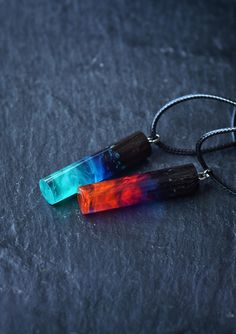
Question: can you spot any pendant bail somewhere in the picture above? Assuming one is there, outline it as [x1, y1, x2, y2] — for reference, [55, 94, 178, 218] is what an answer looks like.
[198, 169, 211, 181]
[147, 134, 160, 144]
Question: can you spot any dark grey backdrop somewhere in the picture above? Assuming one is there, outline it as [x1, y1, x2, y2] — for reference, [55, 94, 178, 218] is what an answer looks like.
[1, 0, 236, 333]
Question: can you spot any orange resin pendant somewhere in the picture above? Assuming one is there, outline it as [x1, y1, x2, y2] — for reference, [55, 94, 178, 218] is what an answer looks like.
[78, 164, 199, 214]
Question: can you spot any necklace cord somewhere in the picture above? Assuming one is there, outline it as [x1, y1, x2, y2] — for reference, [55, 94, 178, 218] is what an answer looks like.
[150, 94, 236, 155]
[196, 127, 236, 195]
[232, 106, 236, 141]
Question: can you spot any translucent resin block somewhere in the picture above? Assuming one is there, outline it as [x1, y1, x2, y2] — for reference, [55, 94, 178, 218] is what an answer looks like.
[39, 132, 151, 205]
[78, 164, 199, 214]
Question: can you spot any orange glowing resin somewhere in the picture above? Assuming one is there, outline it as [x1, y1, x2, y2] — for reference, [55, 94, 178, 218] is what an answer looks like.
[78, 164, 199, 214]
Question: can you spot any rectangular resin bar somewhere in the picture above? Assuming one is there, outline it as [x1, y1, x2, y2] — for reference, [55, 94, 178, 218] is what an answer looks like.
[78, 164, 199, 214]
[39, 132, 151, 205]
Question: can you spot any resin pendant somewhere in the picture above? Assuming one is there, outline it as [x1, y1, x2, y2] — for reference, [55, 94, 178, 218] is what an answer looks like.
[39, 132, 151, 205]
[78, 164, 199, 214]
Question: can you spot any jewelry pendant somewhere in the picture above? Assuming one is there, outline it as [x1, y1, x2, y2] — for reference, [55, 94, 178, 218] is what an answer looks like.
[39, 94, 236, 206]
[78, 164, 199, 214]
[78, 124, 236, 215]
[39, 132, 151, 204]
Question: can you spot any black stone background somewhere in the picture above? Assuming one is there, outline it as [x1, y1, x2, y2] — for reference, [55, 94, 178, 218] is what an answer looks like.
[1, 0, 236, 333]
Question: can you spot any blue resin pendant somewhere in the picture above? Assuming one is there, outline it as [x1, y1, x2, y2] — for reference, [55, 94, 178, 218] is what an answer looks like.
[39, 132, 151, 205]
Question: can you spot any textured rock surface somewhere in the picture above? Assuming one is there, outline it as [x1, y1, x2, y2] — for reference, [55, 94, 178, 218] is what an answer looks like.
[0, 0, 236, 333]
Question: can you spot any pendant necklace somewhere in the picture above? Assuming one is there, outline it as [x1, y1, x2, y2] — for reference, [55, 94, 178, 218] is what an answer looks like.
[39, 94, 236, 206]
[78, 126, 236, 214]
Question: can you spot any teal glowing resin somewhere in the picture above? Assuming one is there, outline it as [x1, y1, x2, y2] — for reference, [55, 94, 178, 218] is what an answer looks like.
[39, 149, 123, 205]
[39, 132, 152, 205]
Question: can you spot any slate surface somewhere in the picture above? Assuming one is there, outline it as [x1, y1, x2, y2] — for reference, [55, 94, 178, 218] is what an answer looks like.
[1, 0, 236, 333]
